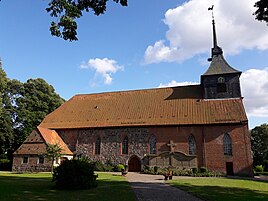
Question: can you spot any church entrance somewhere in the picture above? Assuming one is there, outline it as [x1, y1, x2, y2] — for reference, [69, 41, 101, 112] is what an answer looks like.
[226, 162, 234, 175]
[128, 155, 141, 172]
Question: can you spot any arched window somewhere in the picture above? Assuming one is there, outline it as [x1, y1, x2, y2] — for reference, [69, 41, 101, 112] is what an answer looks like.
[188, 135, 196, 155]
[217, 77, 227, 93]
[95, 137, 101, 155]
[149, 135, 157, 154]
[122, 136, 128, 154]
[224, 133, 232, 155]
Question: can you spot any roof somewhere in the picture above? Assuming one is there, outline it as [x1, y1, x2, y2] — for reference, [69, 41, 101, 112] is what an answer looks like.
[39, 85, 247, 129]
[14, 127, 73, 155]
[37, 127, 73, 155]
[203, 54, 241, 76]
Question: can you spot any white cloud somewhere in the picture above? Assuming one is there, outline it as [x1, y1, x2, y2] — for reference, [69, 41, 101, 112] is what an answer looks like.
[158, 80, 199, 88]
[81, 58, 123, 85]
[241, 68, 268, 117]
[144, 0, 268, 64]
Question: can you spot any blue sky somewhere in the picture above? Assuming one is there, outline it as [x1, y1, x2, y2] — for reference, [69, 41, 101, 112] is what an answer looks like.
[0, 0, 267, 129]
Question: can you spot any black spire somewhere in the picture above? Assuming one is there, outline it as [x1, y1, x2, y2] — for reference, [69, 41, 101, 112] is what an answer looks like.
[208, 6, 223, 61]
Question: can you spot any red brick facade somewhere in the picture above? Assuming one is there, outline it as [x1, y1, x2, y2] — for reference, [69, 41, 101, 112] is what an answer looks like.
[55, 123, 253, 176]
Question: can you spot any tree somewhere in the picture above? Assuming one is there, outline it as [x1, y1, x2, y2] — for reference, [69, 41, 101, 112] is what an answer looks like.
[254, 0, 268, 25]
[0, 62, 14, 158]
[45, 143, 63, 172]
[250, 124, 268, 166]
[13, 78, 65, 150]
[1, 63, 65, 159]
[46, 0, 128, 41]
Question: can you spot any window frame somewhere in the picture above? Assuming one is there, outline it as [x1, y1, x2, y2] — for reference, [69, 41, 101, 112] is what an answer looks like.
[38, 156, 45, 164]
[223, 133, 232, 156]
[122, 136, 128, 155]
[188, 134, 196, 155]
[149, 135, 157, 155]
[22, 156, 28, 164]
[95, 137, 101, 155]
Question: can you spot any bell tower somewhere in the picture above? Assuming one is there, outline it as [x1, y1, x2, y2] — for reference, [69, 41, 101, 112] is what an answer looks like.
[201, 6, 242, 99]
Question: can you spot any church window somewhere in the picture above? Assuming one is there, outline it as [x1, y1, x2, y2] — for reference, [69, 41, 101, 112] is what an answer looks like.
[122, 136, 128, 154]
[188, 135, 196, 155]
[22, 156, 28, 164]
[224, 133, 232, 156]
[39, 156, 44, 164]
[95, 137, 101, 155]
[149, 135, 157, 154]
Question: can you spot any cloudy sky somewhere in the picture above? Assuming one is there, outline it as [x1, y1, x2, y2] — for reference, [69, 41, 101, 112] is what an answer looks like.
[0, 0, 267, 128]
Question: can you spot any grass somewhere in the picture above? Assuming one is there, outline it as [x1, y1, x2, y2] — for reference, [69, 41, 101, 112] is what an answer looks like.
[168, 177, 268, 201]
[0, 172, 136, 201]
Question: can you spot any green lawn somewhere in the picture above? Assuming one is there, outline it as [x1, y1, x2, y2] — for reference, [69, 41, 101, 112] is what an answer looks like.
[0, 172, 136, 201]
[168, 177, 268, 201]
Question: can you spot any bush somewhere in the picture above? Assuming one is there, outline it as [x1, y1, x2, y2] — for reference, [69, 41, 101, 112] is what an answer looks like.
[199, 167, 208, 173]
[53, 159, 98, 190]
[92, 160, 113, 172]
[255, 165, 264, 172]
[114, 164, 125, 172]
[0, 159, 11, 171]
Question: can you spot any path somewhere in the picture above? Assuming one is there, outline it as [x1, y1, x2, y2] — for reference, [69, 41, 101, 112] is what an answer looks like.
[126, 172, 203, 201]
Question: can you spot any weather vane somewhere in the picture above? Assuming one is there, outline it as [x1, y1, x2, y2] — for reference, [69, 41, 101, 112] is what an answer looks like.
[208, 5, 214, 19]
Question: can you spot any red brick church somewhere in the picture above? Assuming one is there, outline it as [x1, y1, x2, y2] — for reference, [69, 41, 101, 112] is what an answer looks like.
[12, 18, 253, 176]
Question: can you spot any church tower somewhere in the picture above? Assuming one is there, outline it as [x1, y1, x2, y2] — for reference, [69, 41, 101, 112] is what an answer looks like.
[201, 12, 242, 99]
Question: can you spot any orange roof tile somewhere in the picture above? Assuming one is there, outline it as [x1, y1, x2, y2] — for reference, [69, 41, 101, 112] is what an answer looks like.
[14, 127, 73, 155]
[37, 127, 73, 155]
[39, 85, 247, 129]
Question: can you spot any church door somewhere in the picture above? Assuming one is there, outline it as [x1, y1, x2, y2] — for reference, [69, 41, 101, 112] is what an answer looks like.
[226, 162, 234, 175]
[128, 155, 141, 172]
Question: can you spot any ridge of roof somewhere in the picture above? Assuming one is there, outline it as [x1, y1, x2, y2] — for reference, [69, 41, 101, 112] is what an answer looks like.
[73, 84, 201, 97]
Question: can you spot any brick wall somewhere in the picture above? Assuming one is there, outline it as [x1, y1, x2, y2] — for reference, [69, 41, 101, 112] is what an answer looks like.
[12, 155, 52, 172]
[57, 124, 253, 176]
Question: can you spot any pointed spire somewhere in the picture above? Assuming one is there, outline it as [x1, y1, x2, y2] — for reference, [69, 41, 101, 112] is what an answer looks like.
[208, 6, 223, 60]
[204, 6, 241, 76]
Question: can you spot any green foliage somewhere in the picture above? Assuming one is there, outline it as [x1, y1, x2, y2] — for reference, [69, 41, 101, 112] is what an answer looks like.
[0, 158, 11, 171]
[250, 124, 268, 166]
[46, 0, 128, 41]
[142, 166, 222, 177]
[254, 165, 264, 172]
[92, 160, 113, 172]
[114, 164, 125, 172]
[45, 143, 63, 172]
[52, 159, 98, 190]
[0, 63, 65, 159]
[199, 166, 208, 173]
[254, 0, 268, 25]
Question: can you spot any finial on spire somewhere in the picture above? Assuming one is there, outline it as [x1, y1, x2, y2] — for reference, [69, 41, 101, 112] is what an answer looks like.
[208, 5, 223, 62]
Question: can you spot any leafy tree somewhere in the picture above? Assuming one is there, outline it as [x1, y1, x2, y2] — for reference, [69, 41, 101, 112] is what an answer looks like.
[0, 62, 14, 158]
[250, 124, 268, 166]
[254, 0, 268, 25]
[1, 62, 65, 159]
[46, 0, 128, 41]
[45, 143, 63, 172]
[13, 78, 65, 149]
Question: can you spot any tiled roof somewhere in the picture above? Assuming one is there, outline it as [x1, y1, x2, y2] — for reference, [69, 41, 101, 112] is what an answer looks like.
[37, 127, 73, 155]
[203, 54, 241, 76]
[14, 127, 73, 155]
[39, 85, 247, 129]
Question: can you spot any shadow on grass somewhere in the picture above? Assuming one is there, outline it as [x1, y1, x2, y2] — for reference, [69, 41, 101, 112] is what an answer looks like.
[0, 174, 136, 201]
[170, 182, 268, 201]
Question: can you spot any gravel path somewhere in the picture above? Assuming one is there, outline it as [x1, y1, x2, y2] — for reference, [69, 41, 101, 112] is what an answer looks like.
[126, 172, 203, 201]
